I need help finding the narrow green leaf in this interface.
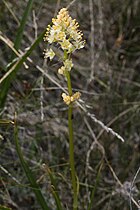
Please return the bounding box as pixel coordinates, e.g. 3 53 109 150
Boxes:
47 167 63 210
13 118 50 210
0 119 14 124
13 0 34 54
87 161 103 210
0 205 12 210
0 29 45 110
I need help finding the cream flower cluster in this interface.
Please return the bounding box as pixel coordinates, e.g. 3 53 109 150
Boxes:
58 58 73 75
44 8 85 55
62 92 81 105
44 8 84 105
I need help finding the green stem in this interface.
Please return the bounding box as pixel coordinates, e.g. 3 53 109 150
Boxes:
68 104 78 210
65 70 72 96
64 50 77 209
63 50 73 96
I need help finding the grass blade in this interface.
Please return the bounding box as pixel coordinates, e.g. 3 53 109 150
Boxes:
87 161 103 210
0 206 12 210
13 116 50 210
0 29 45 110
47 167 63 210
12 0 34 55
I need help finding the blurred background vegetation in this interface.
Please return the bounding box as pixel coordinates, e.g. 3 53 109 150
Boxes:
0 0 140 209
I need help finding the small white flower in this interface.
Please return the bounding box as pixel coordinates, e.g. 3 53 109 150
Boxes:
64 59 73 71
58 66 65 75
62 93 71 105
44 48 55 60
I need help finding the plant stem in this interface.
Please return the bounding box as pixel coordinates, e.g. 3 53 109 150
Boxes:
63 50 72 96
65 70 72 96
64 49 78 209
65 69 78 210
68 103 78 210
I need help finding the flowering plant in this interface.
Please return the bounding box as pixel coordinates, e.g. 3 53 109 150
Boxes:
44 8 85 210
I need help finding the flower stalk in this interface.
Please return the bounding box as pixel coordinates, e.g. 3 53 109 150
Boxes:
43 8 85 210
65 57 78 210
